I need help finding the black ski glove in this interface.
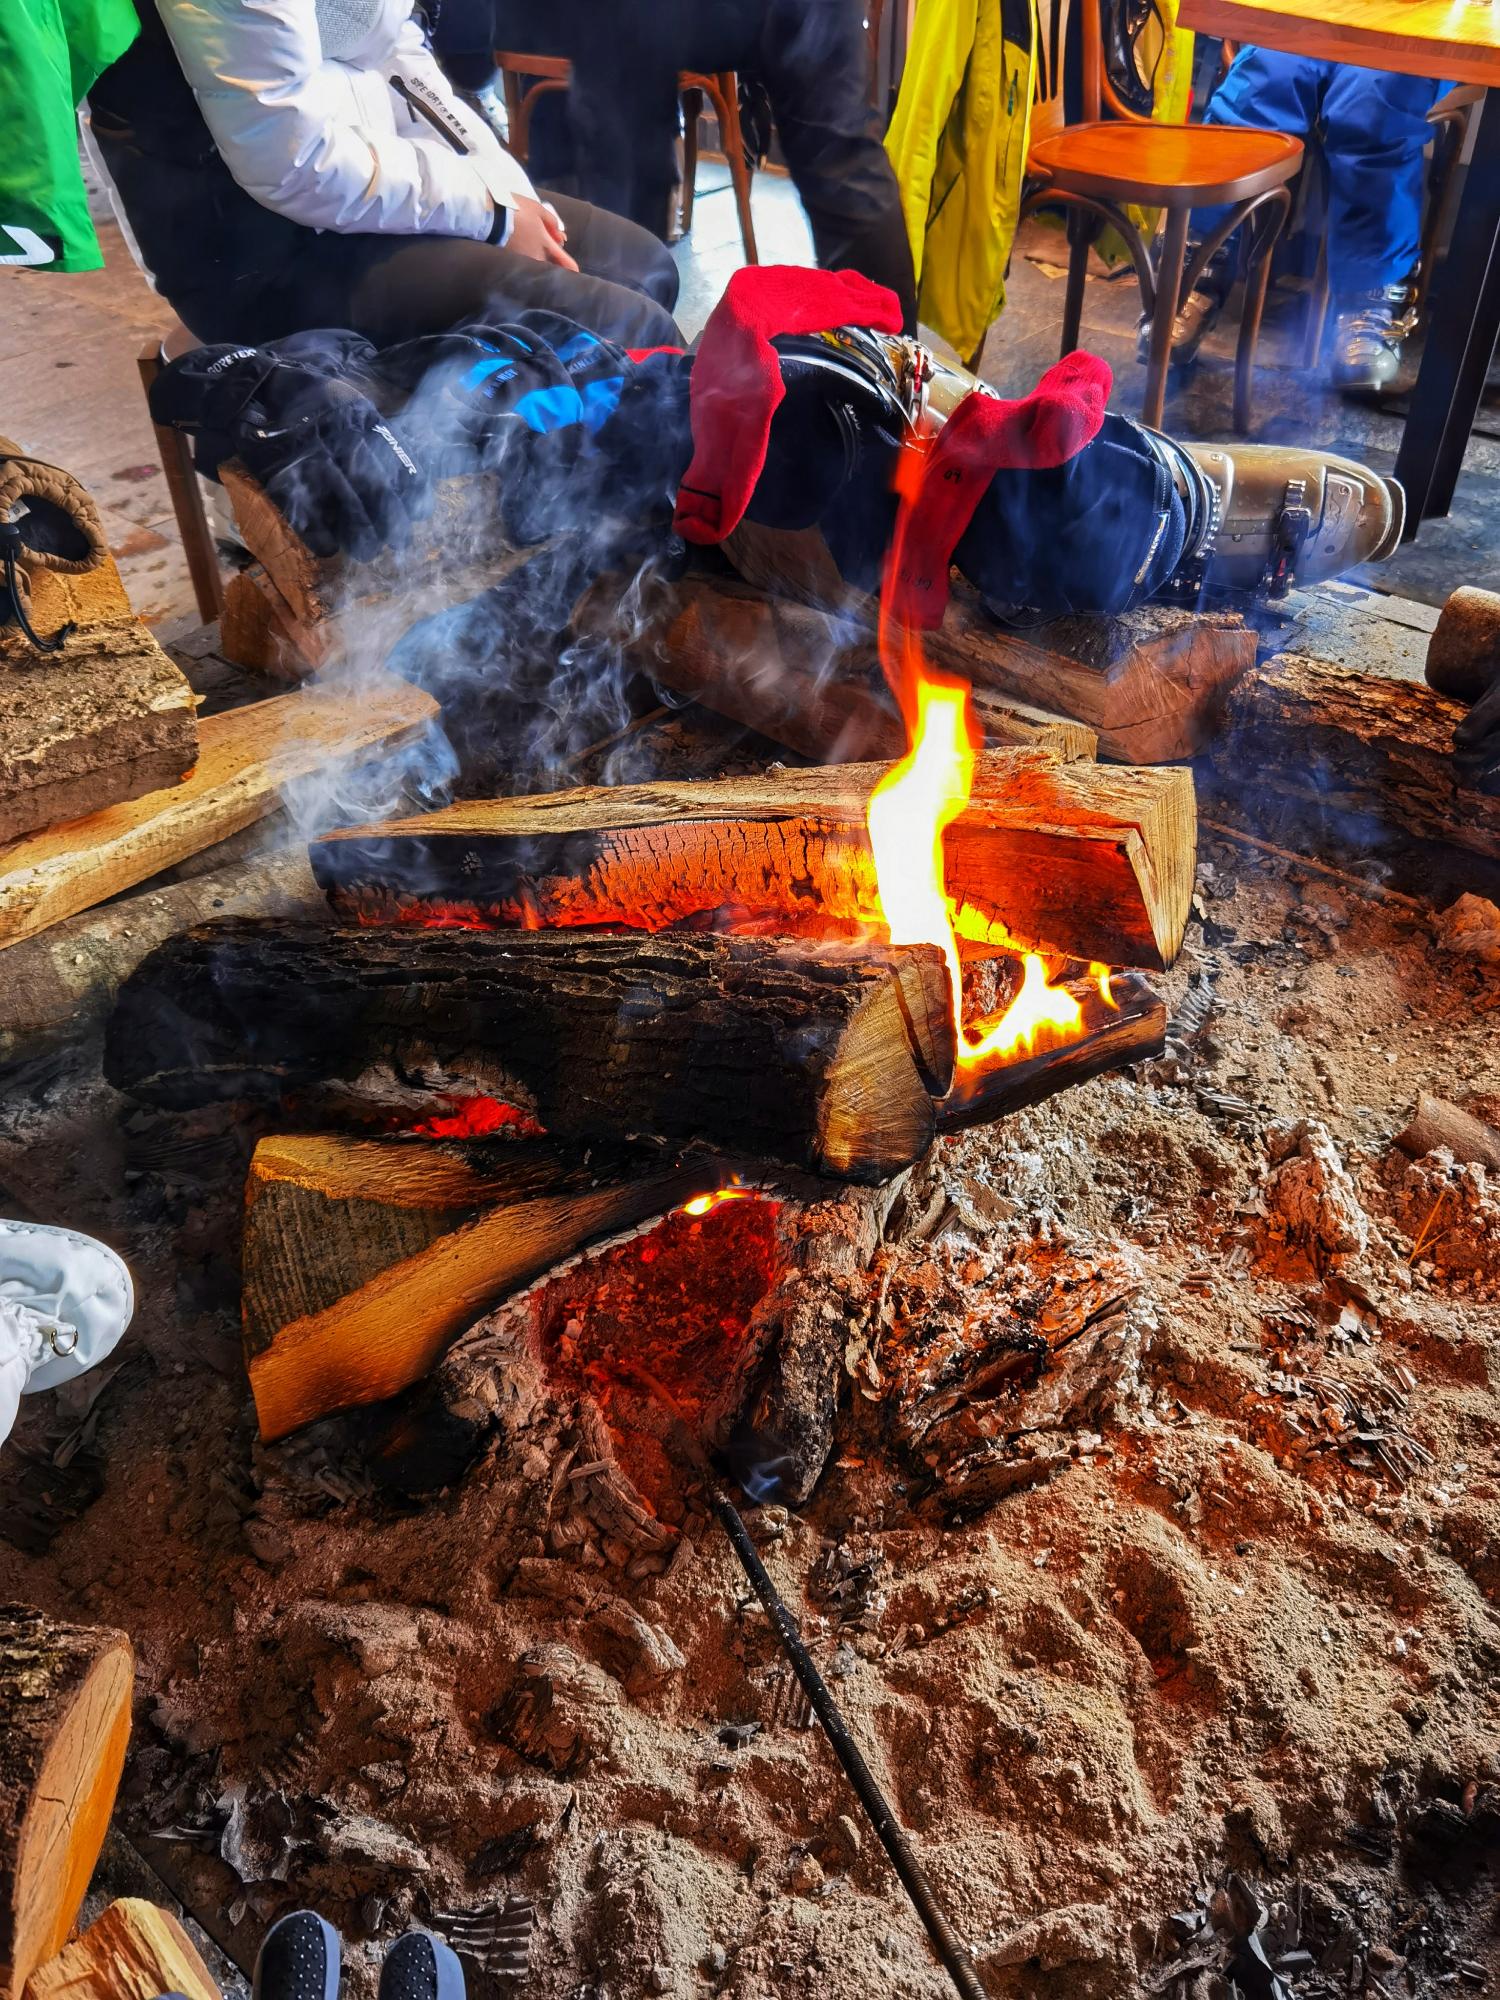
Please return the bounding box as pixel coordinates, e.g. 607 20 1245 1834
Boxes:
1456 675 1500 796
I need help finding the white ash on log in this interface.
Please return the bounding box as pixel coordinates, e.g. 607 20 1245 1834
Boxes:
0 1605 134 2000
105 921 955 1182
310 752 1197 973
242 1133 715 1440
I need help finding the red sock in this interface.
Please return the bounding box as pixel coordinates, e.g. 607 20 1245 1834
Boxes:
674 266 904 545
889 352 1113 629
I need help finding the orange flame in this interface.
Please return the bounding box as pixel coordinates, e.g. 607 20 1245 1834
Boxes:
867 441 1090 1074
679 1176 755 1218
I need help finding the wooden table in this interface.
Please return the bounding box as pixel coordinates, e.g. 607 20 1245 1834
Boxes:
1178 0 1500 529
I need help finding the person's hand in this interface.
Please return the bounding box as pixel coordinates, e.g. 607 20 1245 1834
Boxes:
505 195 580 270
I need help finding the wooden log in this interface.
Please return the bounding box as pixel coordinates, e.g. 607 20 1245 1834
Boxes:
0 1605 134 2000
931 583 1257 765
242 1133 712 1440
0 610 198 847
0 676 438 952
937 971 1166 1130
1395 1091 1500 1173
587 576 1097 764
310 751 1197 972
23 1900 218 2000
1427 586 1500 703
106 921 956 1182
1211 652 1500 866
217 565 313 683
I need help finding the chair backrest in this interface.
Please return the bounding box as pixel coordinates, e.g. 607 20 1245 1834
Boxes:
1031 0 1157 138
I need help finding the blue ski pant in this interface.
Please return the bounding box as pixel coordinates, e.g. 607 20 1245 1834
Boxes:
1192 49 1450 291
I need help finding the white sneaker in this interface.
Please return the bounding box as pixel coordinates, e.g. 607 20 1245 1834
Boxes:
0 1220 134 1394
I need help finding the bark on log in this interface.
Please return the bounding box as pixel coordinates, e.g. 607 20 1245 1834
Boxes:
0 1605 133 2000
23 1899 218 2000
930 582 1256 765
0 676 437 952
1395 1091 1500 1173
581 576 1096 765
311 752 1197 972
937 972 1166 1130
1211 652 1500 865
0 609 198 847
242 1133 713 1439
106 922 955 1182
1427 587 1500 703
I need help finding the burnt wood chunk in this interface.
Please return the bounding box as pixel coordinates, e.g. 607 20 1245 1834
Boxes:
0 1605 133 2000
106 922 955 1182
310 752 1196 972
937 972 1167 1130
242 1134 710 1439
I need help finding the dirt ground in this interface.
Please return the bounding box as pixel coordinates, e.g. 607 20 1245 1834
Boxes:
1 803 1498 1999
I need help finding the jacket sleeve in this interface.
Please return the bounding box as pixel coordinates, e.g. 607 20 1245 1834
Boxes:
150 0 508 239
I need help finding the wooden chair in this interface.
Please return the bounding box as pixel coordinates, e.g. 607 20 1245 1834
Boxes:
494 52 758 262
137 321 224 623
1018 0 1303 431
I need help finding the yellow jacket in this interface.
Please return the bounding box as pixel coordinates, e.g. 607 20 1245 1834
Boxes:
885 0 1036 360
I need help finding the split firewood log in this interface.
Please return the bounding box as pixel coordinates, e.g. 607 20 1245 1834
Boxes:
1396 1092 1500 1174
106 921 955 1182
22 1900 218 2000
310 751 1197 972
242 1134 713 1439
1427 586 1500 703
0 1606 133 2000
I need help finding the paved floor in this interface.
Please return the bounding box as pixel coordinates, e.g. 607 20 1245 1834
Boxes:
5 152 1497 626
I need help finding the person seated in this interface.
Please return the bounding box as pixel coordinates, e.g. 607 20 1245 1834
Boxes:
1153 51 1452 392
85 0 682 352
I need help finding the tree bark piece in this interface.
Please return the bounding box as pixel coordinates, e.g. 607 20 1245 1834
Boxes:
311 751 1196 972
1211 651 1500 865
242 1133 713 1440
0 610 198 847
0 1605 134 2000
937 972 1166 1131
23 1899 218 2000
0 676 438 951
929 584 1256 765
1395 1092 1500 1173
1427 586 1500 703
585 576 1096 764
106 921 956 1183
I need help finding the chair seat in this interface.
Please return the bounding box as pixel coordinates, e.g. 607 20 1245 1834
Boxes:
1028 121 1303 208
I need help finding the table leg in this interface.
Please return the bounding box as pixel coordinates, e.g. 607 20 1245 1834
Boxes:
1395 87 1500 530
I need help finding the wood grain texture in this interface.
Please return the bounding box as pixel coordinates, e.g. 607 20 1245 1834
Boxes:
1028 120 1302 205
107 922 956 1182
1212 651 1500 863
1396 1092 1500 1174
0 676 438 951
23 1900 218 2000
1178 0 1500 87
0 1606 133 2000
243 1135 711 1438
311 750 1196 972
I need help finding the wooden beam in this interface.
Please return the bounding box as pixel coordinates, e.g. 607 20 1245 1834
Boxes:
0 1606 133 2000
24 1901 218 2000
310 751 1196 972
106 922 956 1183
242 1134 714 1439
0 677 438 951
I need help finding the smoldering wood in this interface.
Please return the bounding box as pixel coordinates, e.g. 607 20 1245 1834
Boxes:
575 574 1097 765
106 921 956 1182
0 1604 134 2000
936 972 1167 1132
1395 1092 1500 1174
310 752 1197 973
0 677 437 952
1211 651 1500 866
1427 587 1500 703
23 1899 219 2000
242 1133 713 1440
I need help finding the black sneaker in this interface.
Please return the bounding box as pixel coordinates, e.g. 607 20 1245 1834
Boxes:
253 1912 340 2000
1330 284 1417 391
379 1931 467 2000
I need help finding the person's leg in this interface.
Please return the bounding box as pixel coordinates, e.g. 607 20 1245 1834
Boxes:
1322 65 1445 292
542 191 681 314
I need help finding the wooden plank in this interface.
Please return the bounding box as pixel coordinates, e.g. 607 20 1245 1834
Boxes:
0 677 439 951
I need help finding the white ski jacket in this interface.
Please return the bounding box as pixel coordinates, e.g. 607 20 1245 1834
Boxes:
148 0 536 243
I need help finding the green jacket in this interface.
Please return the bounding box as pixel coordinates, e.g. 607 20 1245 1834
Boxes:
0 0 139 272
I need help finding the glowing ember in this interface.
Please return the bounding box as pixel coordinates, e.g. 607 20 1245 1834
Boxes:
867 470 1092 1074
679 1183 755 1218
409 1096 543 1140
